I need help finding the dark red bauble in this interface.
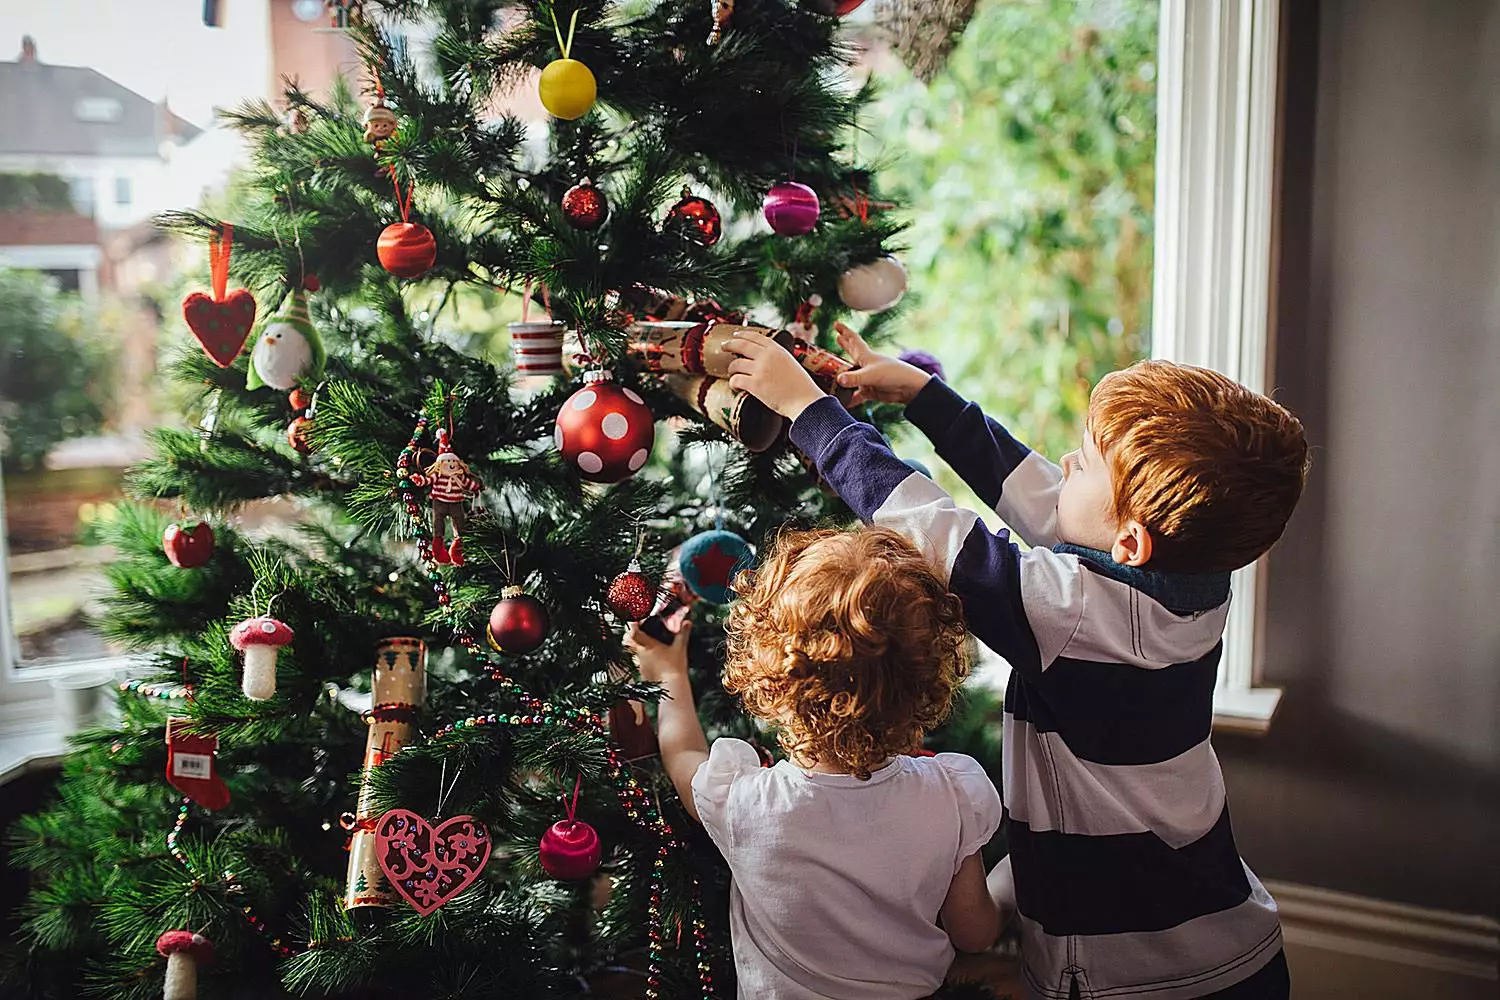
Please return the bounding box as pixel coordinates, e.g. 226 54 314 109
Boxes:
665 187 722 247
288 387 312 411
487 586 550 654
555 370 656 483
606 560 655 621
539 819 601 880
163 521 215 568
377 222 437 278
561 178 608 230
287 415 314 454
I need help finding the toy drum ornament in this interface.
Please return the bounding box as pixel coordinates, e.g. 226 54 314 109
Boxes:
664 373 785 453
508 320 567 376
627 321 793 378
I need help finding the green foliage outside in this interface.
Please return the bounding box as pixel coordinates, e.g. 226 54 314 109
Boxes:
0 269 116 471
870 0 1158 479
0 173 75 212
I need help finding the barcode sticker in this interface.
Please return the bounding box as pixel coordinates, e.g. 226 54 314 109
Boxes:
173 753 212 779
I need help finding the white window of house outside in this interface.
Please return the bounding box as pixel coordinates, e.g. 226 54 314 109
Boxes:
0 0 1285 780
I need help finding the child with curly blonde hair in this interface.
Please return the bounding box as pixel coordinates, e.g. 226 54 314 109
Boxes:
627 525 1003 1000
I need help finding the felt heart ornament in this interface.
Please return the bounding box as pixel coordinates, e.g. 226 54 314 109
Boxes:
181 222 256 367
374 809 491 916
183 288 257 367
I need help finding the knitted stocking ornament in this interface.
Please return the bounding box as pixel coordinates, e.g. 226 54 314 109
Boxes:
165 717 230 811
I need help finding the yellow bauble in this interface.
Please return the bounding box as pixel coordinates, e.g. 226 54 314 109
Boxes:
539 58 597 120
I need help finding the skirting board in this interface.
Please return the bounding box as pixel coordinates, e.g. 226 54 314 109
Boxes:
1267 879 1499 999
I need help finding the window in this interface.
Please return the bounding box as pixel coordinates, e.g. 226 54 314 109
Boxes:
0 0 1287 768
73 97 123 123
114 176 132 208
67 175 95 216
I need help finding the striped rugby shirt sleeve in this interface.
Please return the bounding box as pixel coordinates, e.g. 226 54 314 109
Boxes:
789 396 1083 681
903 378 1064 550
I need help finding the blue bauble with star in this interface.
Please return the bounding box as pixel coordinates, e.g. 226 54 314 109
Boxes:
678 530 755 605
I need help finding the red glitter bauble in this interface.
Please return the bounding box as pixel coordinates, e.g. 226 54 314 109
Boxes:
606 561 655 621
554 371 656 483
539 819 601 880
487 586 550 654
287 415 314 454
377 222 437 278
665 187 722 247
561 178 608 230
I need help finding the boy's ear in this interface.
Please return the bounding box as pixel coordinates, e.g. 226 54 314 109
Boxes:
1111 520 1154 568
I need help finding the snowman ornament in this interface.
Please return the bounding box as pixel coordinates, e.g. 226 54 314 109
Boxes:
248 286 326 391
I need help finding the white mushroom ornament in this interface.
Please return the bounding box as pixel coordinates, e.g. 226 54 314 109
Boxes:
155 930 213 1000
229 615 293 701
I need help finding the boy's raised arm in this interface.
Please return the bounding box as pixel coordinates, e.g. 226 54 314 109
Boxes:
833 324 1064 550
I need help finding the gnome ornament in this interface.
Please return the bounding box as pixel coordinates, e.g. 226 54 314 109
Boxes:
409 429 483 566
248 284 326 391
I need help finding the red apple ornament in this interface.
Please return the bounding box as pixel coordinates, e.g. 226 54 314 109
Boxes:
539 818 601 880
163 521 215 569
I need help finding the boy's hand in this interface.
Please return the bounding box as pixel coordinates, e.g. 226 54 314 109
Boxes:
723 331 827 420
832 323 933 406
624 621 693 684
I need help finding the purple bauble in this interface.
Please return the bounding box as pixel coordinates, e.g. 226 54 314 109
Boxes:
899 348 946 382
763 181 821 236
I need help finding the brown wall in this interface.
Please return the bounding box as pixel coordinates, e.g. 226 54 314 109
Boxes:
1217 0 1500 919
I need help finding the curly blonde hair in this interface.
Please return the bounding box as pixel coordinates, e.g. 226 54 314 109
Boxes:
723 526 969 780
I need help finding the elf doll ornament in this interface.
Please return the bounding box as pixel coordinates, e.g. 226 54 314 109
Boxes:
409 429 482 565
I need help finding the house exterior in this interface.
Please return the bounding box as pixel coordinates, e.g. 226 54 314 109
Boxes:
0 35 200 297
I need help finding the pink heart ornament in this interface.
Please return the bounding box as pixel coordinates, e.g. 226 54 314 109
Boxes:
373 809 492 916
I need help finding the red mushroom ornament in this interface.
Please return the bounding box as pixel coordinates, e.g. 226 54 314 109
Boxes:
229 616 293 701
155 930 213 1000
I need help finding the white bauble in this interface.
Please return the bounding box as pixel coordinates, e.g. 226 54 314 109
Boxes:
837 255 908 313
251 322 313 390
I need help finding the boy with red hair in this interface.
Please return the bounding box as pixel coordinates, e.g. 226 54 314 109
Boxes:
724 324 1309 1000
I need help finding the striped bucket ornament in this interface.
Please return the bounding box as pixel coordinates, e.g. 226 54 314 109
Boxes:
509 320 567 376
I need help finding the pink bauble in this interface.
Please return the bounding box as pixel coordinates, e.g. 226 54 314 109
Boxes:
554 371 656 483
763 181 821 236
539 819 601 880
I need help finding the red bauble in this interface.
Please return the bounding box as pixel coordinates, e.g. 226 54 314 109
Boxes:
287 415 314 454
377 222 437 278
163 521 215 568
561 178 608 230
665 187 722 247
487 586 550 654
555 371 656 483
606 560 655 621
763 180 821 236
539 819 601 880
288 387 311 411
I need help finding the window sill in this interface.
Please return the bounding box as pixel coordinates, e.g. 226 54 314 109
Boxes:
1212 685 1283 735
0 708 67 786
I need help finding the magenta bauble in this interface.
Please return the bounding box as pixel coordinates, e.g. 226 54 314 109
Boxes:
554 370 656 483
539 819 602 880
763 181 821 236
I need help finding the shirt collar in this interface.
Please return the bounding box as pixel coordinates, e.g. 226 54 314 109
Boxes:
1052 542 1231 615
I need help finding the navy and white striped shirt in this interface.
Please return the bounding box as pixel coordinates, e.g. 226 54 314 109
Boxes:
789 381 1282 1000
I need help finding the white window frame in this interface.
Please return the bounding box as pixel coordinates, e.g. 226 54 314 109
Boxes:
1151 0 1284 731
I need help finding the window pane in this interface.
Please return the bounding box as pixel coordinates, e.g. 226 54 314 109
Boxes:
113 175 131 207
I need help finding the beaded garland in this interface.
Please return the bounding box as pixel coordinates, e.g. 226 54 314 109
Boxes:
393 414 716 1000
168 798 297 958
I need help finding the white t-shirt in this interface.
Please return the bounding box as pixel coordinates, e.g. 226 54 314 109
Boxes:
691 738 1003 1000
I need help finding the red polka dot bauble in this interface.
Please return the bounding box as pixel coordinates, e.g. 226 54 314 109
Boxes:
539 819 601 880
487 586 549 654
377 222 436 278
554 370 655 483
561 178 608 230
763 181 820 236
606 559 655 621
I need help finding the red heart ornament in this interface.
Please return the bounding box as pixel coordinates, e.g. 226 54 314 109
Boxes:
182 288 257 367
373 809 491 916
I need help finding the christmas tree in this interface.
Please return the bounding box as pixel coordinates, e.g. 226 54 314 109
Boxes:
4 2 1001 997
